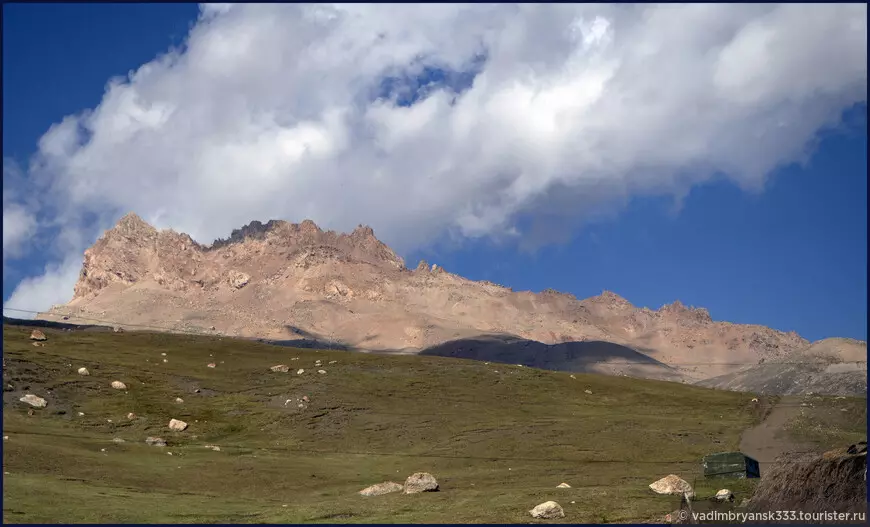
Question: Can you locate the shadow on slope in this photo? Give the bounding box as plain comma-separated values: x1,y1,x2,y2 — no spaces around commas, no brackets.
420,335,685,382
2,316,114,333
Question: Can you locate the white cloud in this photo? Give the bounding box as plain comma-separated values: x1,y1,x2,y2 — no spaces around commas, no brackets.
3,256,82,316
2,205,37,258
7,2,869,311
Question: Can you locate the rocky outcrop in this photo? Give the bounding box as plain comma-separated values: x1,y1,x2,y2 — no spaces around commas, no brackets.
403,472,439,494
168,419,188,431
530,501,565,519
19,394,47,408
649,475,695,498
359,482,404,496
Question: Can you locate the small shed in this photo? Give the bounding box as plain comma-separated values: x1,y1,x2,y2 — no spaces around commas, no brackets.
702,451,760,479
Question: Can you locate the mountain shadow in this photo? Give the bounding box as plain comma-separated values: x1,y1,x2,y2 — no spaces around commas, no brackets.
420,335,685,382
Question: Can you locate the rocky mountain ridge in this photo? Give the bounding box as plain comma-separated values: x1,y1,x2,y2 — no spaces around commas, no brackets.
39,213,861,385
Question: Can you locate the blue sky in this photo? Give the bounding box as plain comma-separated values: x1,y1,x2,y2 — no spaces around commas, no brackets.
2,4,867,342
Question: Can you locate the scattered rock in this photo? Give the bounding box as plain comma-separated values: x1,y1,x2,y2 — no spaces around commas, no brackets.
175,397,184,403
228,270,250,289
77,412,85,417
127,412,136,420
204,444,221,451
145,436,167,447
77,367,90,376
530,501,565,519
403,472,439,494
317,369,327,374
168,418,189,431
19,394,47,408
649,475,695,499
112,438,126,443
270,365,290,373
3,436,8,441
328,360,337,364
207,363,216,368
111,381,127,390
557,482,572,488
29,330,47,341
584,389,593,394
714,489,734,502
290,357,299,361
359,481,404,496
302,395,310,403
161,352,167,356
163,358,169,363
297,369,305,375
570,374,576,379
751,398,759,403
32,342,44,347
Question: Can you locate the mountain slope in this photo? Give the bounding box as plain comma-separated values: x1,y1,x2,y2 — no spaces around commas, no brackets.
37,213,853,383
3,323,765,523
697,338,868,396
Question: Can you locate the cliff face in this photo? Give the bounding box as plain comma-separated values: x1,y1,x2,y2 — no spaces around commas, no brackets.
42,212,829,383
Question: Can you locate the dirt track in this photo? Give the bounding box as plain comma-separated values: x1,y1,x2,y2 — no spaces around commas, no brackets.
740,397,806,475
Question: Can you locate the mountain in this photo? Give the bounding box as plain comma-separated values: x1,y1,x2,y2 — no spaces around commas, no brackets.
37,213,863,386
697,338,868,396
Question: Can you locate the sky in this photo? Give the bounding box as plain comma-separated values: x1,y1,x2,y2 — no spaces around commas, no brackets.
2,3,867,342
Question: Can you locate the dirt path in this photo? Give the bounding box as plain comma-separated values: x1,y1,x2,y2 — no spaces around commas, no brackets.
739,397,805,476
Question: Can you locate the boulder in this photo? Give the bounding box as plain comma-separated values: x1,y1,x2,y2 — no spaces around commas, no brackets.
19,394,47,408
228,271,250,289
29,330,47,341
204,444,221,451
359,481,404,496
207,363,216,368
270,365,290,373
127,412,136,420
168,418,189,431
175,397,184,403
111,381,127,390
557,482,572,488
530,501,565,519
317,369,327,374
145,436,167,447
403,472,439,494
297,369,305,375
715,489,734,502
649,475,695,499
77,367,90,376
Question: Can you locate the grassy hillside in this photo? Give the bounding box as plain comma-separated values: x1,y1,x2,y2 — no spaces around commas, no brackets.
4,325,766,523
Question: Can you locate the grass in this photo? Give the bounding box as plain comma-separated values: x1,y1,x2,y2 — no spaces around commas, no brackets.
784,395,867,452
0,325,789,523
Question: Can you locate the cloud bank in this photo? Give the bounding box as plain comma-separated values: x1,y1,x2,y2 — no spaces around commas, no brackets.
3,3,867,312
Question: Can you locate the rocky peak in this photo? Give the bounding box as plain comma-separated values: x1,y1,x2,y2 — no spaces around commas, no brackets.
416,260,429,272
591,290,634,309
105,212,158,242
658,300,712,325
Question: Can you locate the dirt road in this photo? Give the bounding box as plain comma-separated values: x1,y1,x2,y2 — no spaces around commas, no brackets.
739,397,806,476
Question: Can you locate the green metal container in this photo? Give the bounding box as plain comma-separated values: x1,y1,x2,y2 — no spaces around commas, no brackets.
702,451,760,479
